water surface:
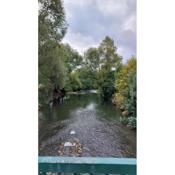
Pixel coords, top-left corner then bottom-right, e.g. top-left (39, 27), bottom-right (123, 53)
top-left (39, 93), bottom-right (136, 157)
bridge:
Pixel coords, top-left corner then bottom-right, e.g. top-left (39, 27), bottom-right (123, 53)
top-left (39, 156), bottom-right (136, 175)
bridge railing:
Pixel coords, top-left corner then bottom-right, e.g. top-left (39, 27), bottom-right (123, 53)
top-left (39, 156), bottom-right (136, 175)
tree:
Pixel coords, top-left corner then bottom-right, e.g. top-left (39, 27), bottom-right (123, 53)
top-left (98, 36), bottom-right (122, 70)
top-left (61, 44), bottom-right (83, 73)
top-left (39, 0), bottom-right (67, 105)
top-left (84, 47), bottom-right (100, 72)
top-left (39, 0), bottom-right (67, 45)
top-left (113, 57), bottom-right (136, 129)
top-left (78, 66), bottom-right (97, 90)
top-left (73, 47), bottom-right (101, 90)
top-left (113, 57), bottom-right (137, 115)
top-left (65, 72), bottom-right (82, 91)
top-left (97, 36), bottom-right (122, 101)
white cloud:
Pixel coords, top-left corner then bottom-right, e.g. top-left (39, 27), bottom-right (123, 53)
top-left (62, 29), bottom-right (99, 54)
top-left (63, 0), bottom-right (136, 60)
top-left (96, 0), bottom-right (127, 16)
top-left (123, 13), bottom-right (136, 33)
top-left (64, 0), bottom-right (91, 7)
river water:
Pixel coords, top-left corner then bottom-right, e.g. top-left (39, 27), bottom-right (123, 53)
top-left (39, 93), bottom-right (136, 157)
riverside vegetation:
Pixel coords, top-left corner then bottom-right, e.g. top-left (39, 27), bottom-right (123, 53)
top-left (39, 0), bottom-right (136, 129)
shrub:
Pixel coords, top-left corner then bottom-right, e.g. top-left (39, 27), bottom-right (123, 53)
top-left (119, 117), bottom-right (129, 125)
top-left (127, 116), bottom-right (136, 129)
top-left (112, 93), bottom-right (125, 107)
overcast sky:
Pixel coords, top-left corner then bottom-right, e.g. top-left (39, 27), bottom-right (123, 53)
top-left (62, 0), bottom-right (136, 62)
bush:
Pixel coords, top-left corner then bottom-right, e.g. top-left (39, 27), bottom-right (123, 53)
top-left (113, 57), bottom-right (137, 128)
top-left (112, 93), bottom-right (125, 107)
top-left (119, 117), bottom-right (129, 125)
top-left (125, 71), bottom-right (136, 116)
top-left (127, 116), bottom-right (136, 129)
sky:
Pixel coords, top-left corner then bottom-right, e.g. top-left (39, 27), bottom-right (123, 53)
top-left (62, 0), bottom-right (136, 62)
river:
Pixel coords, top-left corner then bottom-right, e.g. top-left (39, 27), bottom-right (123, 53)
top-left (39, 93), bottom-right (136, 157)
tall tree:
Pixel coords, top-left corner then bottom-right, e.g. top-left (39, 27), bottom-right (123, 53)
top-left (39, 0), bottom-right (67, 45)
top-left (38, 0), bottom-right (67, 105)
top-left (97, 36), bottom-right (122, 101)
top-left (84, 47), bottom-right (100, 72)
top-left (98, 36), bottom-right (121, 71)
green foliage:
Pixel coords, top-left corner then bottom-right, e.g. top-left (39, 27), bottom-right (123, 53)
top-left (78, 66), bottom-right (97, 90)
top-left (39, 0), bottom-right (67, 105)
top-left (98, 36), bottom-right (122, 70)
top-left (39, 44), bottom-right (67, 105)
top-left (113, 58), bottom-right (136, 112)
top-left (98, 70), bottom-right (116, 101)
top-left (60, 44), bottom-right (83, 73)
top-left (39, 42), bottom-right (67, 86)
top-left (119, 117), bottom-right (129, 125)
top-left (113, 57), bottom-right (137, 129)
top-left (39, 0), bottom-right (67, 44)
top-left (84, 47), bottom-right (100, 72)
top-left (127, 116), bottom-right (136, 129)
top-left (65, 72), bottom-right (82, 91)
top-left (119, 116), bottom-right (136, 129)
top-left (97, 36), bottom-right (122, 101)
top-left (125, 71), bottom-right (136, 116)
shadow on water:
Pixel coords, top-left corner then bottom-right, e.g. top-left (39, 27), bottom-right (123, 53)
top-left (39, 93), bottom-right (136, 158)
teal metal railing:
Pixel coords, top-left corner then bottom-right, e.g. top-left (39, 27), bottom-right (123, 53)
top-left (39, 157), bottom-right (136, 175)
